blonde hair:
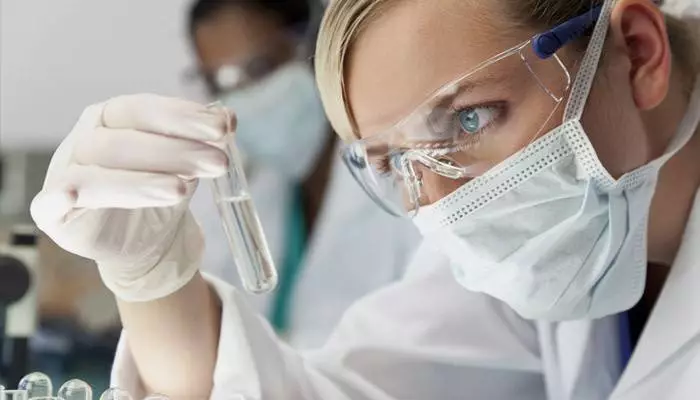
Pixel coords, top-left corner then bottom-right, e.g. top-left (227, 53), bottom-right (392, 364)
top-left (315, 0), bottom-right (700, 141)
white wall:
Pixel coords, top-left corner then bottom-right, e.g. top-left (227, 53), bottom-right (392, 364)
top-left (1, 0), bottom-right (199, 151)
top-left (1, 0), bottom-right (697, 153)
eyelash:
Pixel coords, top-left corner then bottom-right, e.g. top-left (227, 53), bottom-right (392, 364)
top-left (448, 102), bottom-right (504, 149)
top-left (373, 102), bottom-right (506, 176)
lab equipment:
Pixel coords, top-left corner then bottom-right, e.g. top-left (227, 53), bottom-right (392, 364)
top-left (1, 226), bottom-right (39, 384)
top-left (208, 103), bottom-right (278, 293)
top-left (17, 372), bottom-right (52, 398)
top-left (338, 6), bottom-right (613, 219)
top-left (57, 380), bottom-right (92, 400)
top-left (98, 388), bottom-right (132, 400)
top-left (189, 141), bottom-right (421, 347)
top-left (340, 38), bottom-right (571, 217)
top-left (1, 390), bottom-right (28, 400)
top-left (8, 374), bottom-right (167, 400)
top-left (31, 96), bottom-right (227, 303)
top-left (24, 397), bottom-right (59, 400)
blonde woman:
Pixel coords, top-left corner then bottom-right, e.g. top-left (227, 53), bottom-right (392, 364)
top-left (31, 0), bottom-right (700, 398)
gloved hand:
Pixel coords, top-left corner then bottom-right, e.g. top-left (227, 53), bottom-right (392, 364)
top-left (31, 94), bottom-right (231, 302)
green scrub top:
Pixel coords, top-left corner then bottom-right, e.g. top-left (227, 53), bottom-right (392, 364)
top-left (270, 186), bottom-right (307, 334)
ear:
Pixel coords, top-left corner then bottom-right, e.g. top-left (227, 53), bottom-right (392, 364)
top-left (608, 0), bottom-right (671, 110)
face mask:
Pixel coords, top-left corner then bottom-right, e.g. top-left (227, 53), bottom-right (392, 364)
top-left (220, 61), bottom-right (328, 180)
top-left (413, 0), bottom-right (700, 321)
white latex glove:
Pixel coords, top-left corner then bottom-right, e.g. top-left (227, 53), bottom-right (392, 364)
top-left (31, 94), bottom-right (231, 302)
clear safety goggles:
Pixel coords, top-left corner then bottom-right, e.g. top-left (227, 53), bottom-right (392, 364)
top-left (341, 6), bottom-right (604, 217)
top-left (188, 50), bottom-right (293, 98)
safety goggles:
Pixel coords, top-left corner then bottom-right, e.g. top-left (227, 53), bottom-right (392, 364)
top-left (341, 5), bottom-right (603, 217)
top-left (184, 38), bottom-right (299, 98)
top-left (198, 53), bottom-right (293, 98)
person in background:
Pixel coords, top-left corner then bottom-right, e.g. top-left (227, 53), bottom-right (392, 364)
top-left (186, 0), bottom-right (420, 348)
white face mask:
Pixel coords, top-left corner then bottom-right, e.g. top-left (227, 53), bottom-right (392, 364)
top-left (221, 61), bottom-right (328, 180)
top-left (413, 0), bottom-right (700, 321)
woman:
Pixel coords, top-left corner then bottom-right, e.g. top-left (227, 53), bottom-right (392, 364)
top-left (30, 0), bottom-right (700, 398)
top-left (185, 0), bottom-right (419, 348)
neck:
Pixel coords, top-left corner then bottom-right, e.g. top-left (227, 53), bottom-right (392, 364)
top-left (647, 71), bottom-right (700, 267)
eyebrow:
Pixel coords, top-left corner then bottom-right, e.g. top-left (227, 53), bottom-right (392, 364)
top-left (359, 71), bottom-right (510, 137)
top-left (434, 71), bottom-right (511, 101)
top-left (357, 3), bottom-right (608, 140)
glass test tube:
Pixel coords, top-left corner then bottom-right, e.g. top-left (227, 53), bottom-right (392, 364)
top-left (208, 104), bottom-right (278, 294)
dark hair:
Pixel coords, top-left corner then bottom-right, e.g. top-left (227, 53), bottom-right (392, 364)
top-left (188, 0), bottom-right (311, 35)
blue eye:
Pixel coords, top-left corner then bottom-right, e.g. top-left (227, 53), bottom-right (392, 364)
top-left (457, 107), bottom-right (498, 135)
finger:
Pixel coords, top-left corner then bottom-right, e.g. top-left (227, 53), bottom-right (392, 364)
top-left (64, 165), bottom-right (196, 209)
top-left (73, 127), bottom-right (228, 178)
top-left (31, 188), bottom-right (77, 233)
top-left (205, 101), bottom-right (237, 133)
top-left (101, 94), bottom-right (235, 142)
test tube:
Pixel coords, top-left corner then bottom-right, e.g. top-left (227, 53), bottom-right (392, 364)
top-left (208, 103), bottom-right (278, 294)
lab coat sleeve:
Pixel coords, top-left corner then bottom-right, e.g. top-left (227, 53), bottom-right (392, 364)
top-left (112, 245), bottom-right (548, 399)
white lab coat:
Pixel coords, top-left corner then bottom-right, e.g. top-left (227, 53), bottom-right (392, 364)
top-left (114, 177), bottom-right (700, 400)
top-left (189, 145), bottom-right (420, 349)
top-left (111, 188), bottom-right (700, 399)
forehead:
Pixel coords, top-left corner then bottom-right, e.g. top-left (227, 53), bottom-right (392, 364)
top-left (346, 0), bottom-right (523, 136)
top-left (193, 7), bottom-right (287, 68)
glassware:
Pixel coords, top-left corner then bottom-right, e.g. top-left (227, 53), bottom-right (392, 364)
top-left (56, 380), bottom-right (92, 400)
top-left (18, 373), bottom-right (52, 399)
top-left (207, 103), bottom-right (278, 293)
top-left (98, 388), bottom-right (132, 400)
top-left (1, 390), bottom-right (28, 400)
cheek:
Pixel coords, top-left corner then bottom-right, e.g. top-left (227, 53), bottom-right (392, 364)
top-left (420, 171), bottom-right (468, 205)
top-left (580, 76), bottom-right (652, 178)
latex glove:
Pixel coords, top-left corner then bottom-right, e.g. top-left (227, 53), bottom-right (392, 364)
top-left (31, 94), bottom-right (231, 302)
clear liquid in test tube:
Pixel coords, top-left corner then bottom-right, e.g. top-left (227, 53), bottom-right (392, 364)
top-left (208, 104), bottom-right (278, 294)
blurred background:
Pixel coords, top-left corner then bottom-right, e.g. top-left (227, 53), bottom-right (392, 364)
top-left (0, 0), bottom-right (196, 391)
top-left (0, 0), bottom-right (696, 394)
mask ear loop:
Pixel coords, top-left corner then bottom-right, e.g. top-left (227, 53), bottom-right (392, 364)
top-left (399, 152), bottom-right (424, 217)
top-left (562, 0), bottom-right (616, 121)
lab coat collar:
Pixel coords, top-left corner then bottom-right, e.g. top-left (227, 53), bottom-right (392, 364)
top-left (614, 189), bottom-right (700, 393)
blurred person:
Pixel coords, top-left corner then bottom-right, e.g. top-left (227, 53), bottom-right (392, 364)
top-left (186, 0), bottom-right (420, 348)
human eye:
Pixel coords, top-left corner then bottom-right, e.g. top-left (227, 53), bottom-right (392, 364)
top-left (426, 101), bottom-right (505, 146)
top-left (373, 151), bottom-right (405, 178)
top-left (454, 104), bottom-right (503, 137)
